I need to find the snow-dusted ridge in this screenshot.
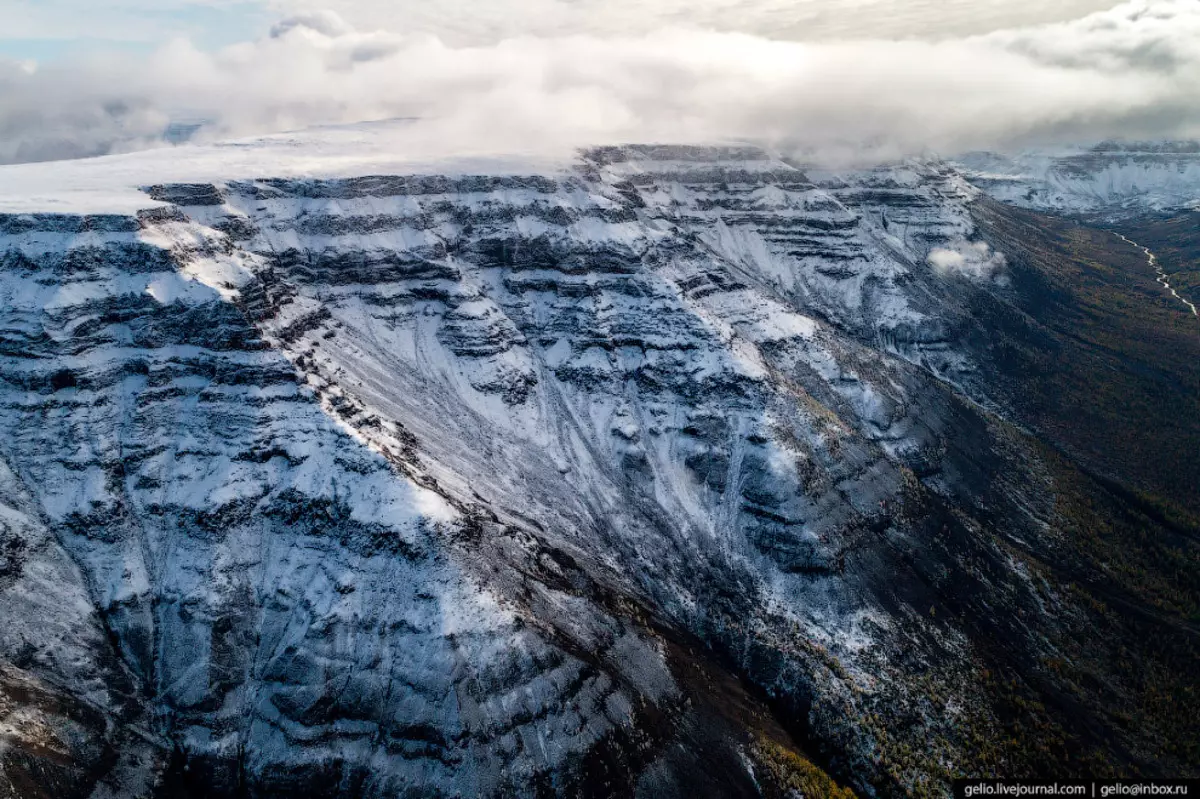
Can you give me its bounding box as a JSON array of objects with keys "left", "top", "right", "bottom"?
[
  {"left": 955, "top": 141, "right": 1200, "bottom": 218},
  {"left": 1, "top": 136, "right": 1197, "bottom": 796}
]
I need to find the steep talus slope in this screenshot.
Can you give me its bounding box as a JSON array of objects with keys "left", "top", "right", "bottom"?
[
  {"left": 931, "top": 199, "right": 1200, "bottom": 773},
  {"left": 0, "top": 147, "right": 1196, "bottom": 797},
  {"left": 0, "top": 212, "right": 704, "bottom": 798},
  {"left": 969, "top": 200, "right": 1200, "bottom": 519}
]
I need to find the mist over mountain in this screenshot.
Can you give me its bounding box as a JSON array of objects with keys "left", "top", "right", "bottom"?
[{"left": 3, "top": 1, "right": 1200, "bottom": 166}]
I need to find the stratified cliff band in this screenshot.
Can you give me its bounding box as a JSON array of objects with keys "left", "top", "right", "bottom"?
[{"left": 0, "top": 144, "right": 1197, "bottom": 798}]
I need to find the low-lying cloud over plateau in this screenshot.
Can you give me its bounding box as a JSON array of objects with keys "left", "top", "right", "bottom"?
[
  {"left": 1, "top": 0, "right": 1198, "bottom": 165},
  {"left": 928, "top": 241, "right": 1009, "bottom": 282}
]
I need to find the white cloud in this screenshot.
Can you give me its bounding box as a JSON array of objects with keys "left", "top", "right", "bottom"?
[
  {"left": 928, "top": 241, "right": 1008, "bottom": 280},
  {"left": 263, "top": 0, "right": 1122, "bottom": 44},
  {"left": 1, "top": 0, "right": 1121, "bottom": 45},
  {"left": 269, "top": 9, "right": 354, "bottom": 39},
  {"left": 1, "top": 0, "right": 1198, "bottom": 166}
]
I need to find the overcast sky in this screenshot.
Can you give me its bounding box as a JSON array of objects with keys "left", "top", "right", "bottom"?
[
  {"left": 285, "top": 0, "right": 1132, "bottom": 41},
  {"left": 1, "top": 0, "right": 1123, "bottom": 55},
  {"left": 2, "top": 0, "right": 1197, "bottom": 166}
]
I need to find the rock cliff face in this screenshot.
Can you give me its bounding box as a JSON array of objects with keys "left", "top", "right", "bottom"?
[
  {"left": 0, "top": 145, "right": 1196, "bottom": 797},
  {"left": 957, "top": 141, "right": 1200, "bottom": 219}
]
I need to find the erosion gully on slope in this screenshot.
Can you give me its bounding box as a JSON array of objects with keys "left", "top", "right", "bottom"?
[{"left": 1113, "top": 232, "right": 1200, "bottom": 319}]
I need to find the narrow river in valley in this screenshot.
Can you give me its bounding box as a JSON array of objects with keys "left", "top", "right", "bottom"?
[{"left": 1114, "top": 232, "right": 1200, "bottom": 318}]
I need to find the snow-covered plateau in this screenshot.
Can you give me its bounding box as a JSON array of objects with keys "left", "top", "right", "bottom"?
[
  {"left": 1, "top": 131, "right": 1197, "bottom": 797},
  {"left": 955, "top": 140, "right": 1200, "bottom": 219}
]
